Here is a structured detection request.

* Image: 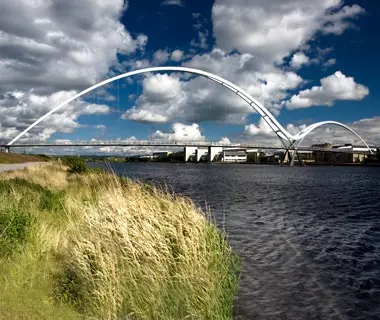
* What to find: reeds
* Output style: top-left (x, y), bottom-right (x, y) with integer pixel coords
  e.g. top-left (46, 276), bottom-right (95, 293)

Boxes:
top-left (0, 164), bottom-right (239, 319)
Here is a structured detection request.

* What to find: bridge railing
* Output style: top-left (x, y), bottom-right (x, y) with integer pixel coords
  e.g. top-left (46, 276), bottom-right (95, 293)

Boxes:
top-left (2, 139), bottom-right (376, 154)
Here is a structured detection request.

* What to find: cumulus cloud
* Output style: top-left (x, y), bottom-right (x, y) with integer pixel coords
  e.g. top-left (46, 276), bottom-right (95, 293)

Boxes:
top-left (120, 0), bottom-right (365, 127)
top-left (287, 117), bottom-right (380, 147)
top-left (212, 0), bottom-right (364, 64)
top-left (150, 123), bottom-right (206, 142)
top-left (244, 118), bottom-right (275, 137)
top-left (285, 71), bottom-right (369, 109)
top-left (219, 137), bottom-right (231, 144)
top-left (0, 0), bottom-right (146, 142)
top-left (153, 49), bottom-right (170, 65)
top-left (241, 116), bottom-right (380, 148)
top-left (290, 52), bottom-right (310, 69)
top-left (0, 0), bottom-right (147, 94)
top-left (171, 50), bottom-right (185, 62)
top-left (122, 49), bottom-right (303, 124)
top-left (323, 58), bottom-right (337, 67)
top-left (190, 13), bottom-right (209, 50)
top-left (0, 90), bottom-right (110, 142)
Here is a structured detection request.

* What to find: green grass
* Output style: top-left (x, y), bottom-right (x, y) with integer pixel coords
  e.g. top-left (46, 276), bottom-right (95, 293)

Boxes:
top-left (0, 164), bottom-right (239, 320)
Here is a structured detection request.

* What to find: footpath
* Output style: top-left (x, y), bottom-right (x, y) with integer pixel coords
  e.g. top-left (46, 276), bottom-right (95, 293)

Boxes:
top-left (0, 162), bottom-right (47, 172)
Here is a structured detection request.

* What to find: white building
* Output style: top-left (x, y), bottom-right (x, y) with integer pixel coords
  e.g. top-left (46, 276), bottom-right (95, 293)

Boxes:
top-left (220, 148), bottom-right (247, 162)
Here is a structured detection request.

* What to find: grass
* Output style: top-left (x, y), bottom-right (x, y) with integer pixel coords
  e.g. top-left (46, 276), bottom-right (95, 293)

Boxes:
top-left (0, 152), bottom-right (50, 164)
top-left (0, 163), bottom-right (240, 319)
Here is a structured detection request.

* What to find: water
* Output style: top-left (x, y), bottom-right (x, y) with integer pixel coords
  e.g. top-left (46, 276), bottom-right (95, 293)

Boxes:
top-left (88, 162), bottom-right (380, 320)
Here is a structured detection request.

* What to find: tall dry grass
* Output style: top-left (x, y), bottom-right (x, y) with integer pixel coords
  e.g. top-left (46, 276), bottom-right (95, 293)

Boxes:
top-left (0, 164), bottom-right (239, 320)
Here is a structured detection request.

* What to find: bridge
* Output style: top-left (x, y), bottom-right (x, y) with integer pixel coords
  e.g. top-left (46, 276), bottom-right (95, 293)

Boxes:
top-left (2, 140), bottom-right (375, 166)
top-left (1, 66), bottom-right (375, 166)
top-left (1, 140), bottom-right (376, 152)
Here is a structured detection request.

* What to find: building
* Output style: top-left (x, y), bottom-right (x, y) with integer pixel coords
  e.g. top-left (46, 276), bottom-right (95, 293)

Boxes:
top-left (220, 148), bottom-right (247, 162)
top-left (311, 143), bottom-right (373, 163)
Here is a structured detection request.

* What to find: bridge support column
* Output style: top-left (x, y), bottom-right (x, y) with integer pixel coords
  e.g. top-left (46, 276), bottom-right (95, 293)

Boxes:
top-left (207, 147), bottom-right (223, 162)
top-left (281, 149), bottom-right (290, 166)
top-left (288, 149), bottom-right (304, 167)
top-left (196, 148), bottom-right (208, 162)
top-left (282, 149), bottom-right (304, 167)
top-left (289, 151), bottom-right (295, 166)
top-left (294, 149), bottom-right (305, 167)
top-left (184, 146), bottom-right (197, 162)
top-left (5, 146), bottom-right (10, 153)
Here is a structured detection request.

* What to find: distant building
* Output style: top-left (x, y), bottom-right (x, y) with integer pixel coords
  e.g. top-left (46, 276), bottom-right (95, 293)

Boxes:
top-left (311, 143), bottom-right (373, 163)
top-left (220, 148), bottom-right (247, 162)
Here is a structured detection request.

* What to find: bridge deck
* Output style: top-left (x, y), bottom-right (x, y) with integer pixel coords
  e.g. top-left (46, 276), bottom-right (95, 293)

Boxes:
top-left (1, 141), bottom-right (376, 154)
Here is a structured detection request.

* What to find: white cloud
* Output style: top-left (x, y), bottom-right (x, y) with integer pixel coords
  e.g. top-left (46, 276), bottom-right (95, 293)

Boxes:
top-left (0, 0), bottom-right (146, 142)
top-left (161, 0), bottom-right (184, 7)
top-left (290, 52), bottom-right (310, 69)
top-left (219, 137), bottom-right (231, 144)
top-left (244, 118), bottom-right (274, 137)
top-left (287, 117), bottom-right (380, 147)
top-left (320, 4), bottom-right (365, 35)
top-left (121, 0), bottom-right (365, 126)
top-left (241, 116), bottom-right (380, 148)
top-left (323, 58), bottom-right (337, 67)
top-left (150, 123), bottom-right (206, 142)
top-left (171, 50), bottom-right (185, 62)
top-left (122, 49), bottom-right (303, 124)
top-left (190, 31), bottom-right (209, 50)
top-left (190, 13), bottom-right (209, 50)
top-left (285, 71), bottom-right (369, 109)
top-left (212, 0), bottom-right (364, 64)
top-left (123, 58), bottom-right (151, 71)
top-left (153, 49), bottom-right (170, 65)
top-left (0, 0), bottom-right (147, 94)
top-left (0, 90), bottom-right (110, 142)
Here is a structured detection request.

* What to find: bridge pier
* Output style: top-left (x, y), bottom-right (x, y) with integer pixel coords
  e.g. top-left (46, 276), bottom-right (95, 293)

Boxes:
top-left (196, 148), bottom-right (208, 162)
top-left (4, 146), bottom-right (10, 153)
top-left (280, 149), bottom-right (290, 166)
top-left (281, 149), bottom-right (304, 167)
top-left (184, 146), bottom-right (197, 162)
top-left (207, 146), bottom-right (223, 162)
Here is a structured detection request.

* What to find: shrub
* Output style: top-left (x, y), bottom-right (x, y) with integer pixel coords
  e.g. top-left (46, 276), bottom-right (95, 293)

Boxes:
top-left (62, 157), bottom-right (88, 174)
top-left (0, 209), bottom-right (33, 257)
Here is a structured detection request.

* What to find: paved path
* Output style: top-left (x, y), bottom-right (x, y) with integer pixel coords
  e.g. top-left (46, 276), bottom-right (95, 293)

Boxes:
top-left (0, 162), bottom-right (47, 172)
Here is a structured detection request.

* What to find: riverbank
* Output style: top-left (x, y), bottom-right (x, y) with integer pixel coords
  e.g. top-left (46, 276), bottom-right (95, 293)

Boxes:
top-left (0, 151), bottom-right (50, 164)
top-left (0, 163), bottom-right (239, 320)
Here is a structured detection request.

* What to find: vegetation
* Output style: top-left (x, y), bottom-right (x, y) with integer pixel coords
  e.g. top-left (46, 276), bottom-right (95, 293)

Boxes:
top-left (61, 156), bottom-right (88, 173)
top-left (0, 163), bottom-right (239, 320)
top-left (0, 151), bottom-right (50, 164)
top-left (125, 151), bottom-right (185, 163)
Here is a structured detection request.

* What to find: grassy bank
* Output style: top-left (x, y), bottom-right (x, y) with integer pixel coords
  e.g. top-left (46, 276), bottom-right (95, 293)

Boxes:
top-left (0, 152), bottom-right (50, 164)
top-left (0, 163), bottom-right (239, 319)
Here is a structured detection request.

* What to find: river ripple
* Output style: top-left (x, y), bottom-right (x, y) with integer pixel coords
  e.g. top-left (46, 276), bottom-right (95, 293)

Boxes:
top-left (88, 162), bottom-right (380, 320)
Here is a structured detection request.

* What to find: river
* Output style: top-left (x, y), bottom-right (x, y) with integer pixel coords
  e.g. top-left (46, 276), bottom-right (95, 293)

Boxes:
top-left (87, 162), bottom-right (380, 320)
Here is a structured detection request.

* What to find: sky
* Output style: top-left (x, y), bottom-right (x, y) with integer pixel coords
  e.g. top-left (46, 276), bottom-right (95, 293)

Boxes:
top-left (0, 0), bottom-right (379, 155)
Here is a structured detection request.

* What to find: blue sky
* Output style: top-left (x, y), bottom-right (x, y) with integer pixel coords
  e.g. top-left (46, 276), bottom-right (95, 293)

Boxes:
top-left (0, 0), bottom-right (379, 153)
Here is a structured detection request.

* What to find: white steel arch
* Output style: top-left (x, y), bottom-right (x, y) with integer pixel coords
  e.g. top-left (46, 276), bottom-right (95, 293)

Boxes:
top-left (6, 66), bottom-right (373, 154)
top-left (294, 121), bottom-right (373, 153)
